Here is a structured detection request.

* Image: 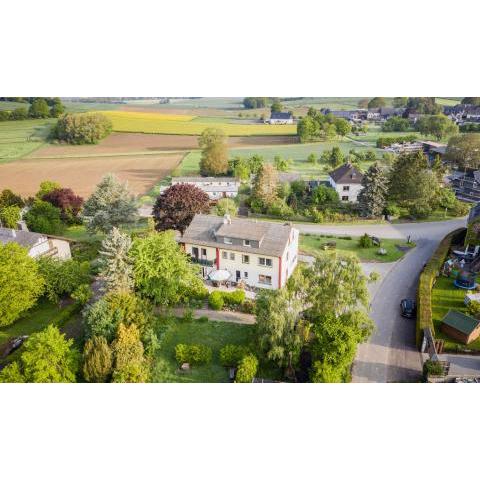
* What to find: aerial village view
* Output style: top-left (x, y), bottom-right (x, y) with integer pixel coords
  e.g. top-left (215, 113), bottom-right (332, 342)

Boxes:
top-left (1, 96), bottom-right (480, 384)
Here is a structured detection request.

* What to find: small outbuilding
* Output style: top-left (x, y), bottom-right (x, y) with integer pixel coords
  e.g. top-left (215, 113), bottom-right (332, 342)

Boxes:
top-left (440, 310), bottom-right (480, 345)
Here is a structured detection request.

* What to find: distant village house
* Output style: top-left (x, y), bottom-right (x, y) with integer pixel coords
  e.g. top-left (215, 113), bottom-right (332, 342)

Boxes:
top-left (170, 177), bottom-right (240, 200)
top-left (268, 112), bottom-right (293, 125)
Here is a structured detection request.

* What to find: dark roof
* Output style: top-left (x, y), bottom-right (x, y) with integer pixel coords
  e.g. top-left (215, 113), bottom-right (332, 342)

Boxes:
top-left (0, 227), bottom-right (46, 249)
top-left (442, 310), bottom-right (480, 336)
top-left (180, 214), bottom-right (294, 256)
top-left (270, 112), bottom-right (292, 120)
top-left (329, 163), bottom-right (364, 184)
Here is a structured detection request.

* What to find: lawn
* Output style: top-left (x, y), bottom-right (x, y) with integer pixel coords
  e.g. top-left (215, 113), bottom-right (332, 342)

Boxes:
top-left (99, 110), bottom-right (297, 136)
top-left (431, 276), bottom-right (480, 351)
top-left (151, 317), bottom-right (257, 383)
top-left (300, 233), bottom-right (413, 262)
top-left (0, 119), bottom-right (56, 161)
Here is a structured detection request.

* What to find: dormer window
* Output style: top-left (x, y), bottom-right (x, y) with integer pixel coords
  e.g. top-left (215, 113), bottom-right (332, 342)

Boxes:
top-left (224, 237), bottom-right (232, 244)
top-left (243, 239), bottom-right (251, 247)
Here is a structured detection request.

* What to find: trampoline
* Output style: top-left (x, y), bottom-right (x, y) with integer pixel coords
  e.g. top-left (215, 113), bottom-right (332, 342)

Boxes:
top-left (454, 270), bottom-right (477, 290)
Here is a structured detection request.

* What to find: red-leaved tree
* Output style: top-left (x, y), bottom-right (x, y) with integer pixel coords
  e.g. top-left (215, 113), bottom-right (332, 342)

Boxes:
top-left (42, 187), bottom-right (84, 224)
top-left (153, 183), bottom-right (210, 234)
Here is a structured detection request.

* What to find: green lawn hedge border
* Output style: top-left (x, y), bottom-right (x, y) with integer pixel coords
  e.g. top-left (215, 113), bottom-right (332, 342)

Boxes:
top-left (416, 228), bottom-right (466, 347)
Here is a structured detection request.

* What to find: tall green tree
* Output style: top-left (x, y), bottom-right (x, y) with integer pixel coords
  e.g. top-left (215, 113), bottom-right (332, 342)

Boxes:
top-left (388, 151), bottom-right (440, 217)
top-left (255, 286), bottom-right (305, 368)
top-left (334, 118), bottom-right (351, 137)
top-left (0, 204), bottom-right (21, 228)
top-left (28, 98), bottom-right (50, 118)
top-left (53, 113), bottom-right (112, 144)
top-left (82, 336), bottom-right (113, 383)
top-left (99, 227), bottom-right (134, 293)
top-left (112, 323), bottom-right (149, 383)
top-left (368, 97), bottom-right (386, 108)
top-left (417, 114), bottom-right (458, 140)
top-left (445, 133), bottom-right (480, 169)
top-left (198, 128), bottom-right (229, 175)
top-left (24, 199), bottom-right (65, 235)
top-left (83, 173), bottom-right (137, 233)
top-left (0, 325), bottom-right (79, 383)
top-left (251, 163), bottom-right (279, 210)
top-left (0, 188), bottom-right (24, 209)
top-left (36, 180), bottom-right (61, 199)
top-left (129, 231), bottom-right (205, 306)
top-left (358, 163), bottom-right (389, 217)
top-left (0, 243), bottom-right (44, 326)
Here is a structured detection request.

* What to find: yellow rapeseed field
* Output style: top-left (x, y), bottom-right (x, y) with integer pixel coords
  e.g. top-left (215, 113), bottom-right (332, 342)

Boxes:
top-left (97, 111), bottom-right (297, 136)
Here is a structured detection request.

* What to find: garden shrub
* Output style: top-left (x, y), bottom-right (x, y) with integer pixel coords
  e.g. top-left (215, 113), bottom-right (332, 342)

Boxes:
top-left (235, 354), bottom-right (258, 383)
top-left (358, 233), bottom-right (374, 248)
top-left (423, 360), bottom-right (444, 378)
top-left (239, 299), bottom-right (255, 314)
top-left (219, 344), bottom-right (250, 367)
top-left (467, 300), bottom-right (480, 318)
top-left (222, 289), bottom-right (246, 306)
top-left (175, 343), bottom-right (212, 365)
top-left (208, 291), bottom-right (224, 310)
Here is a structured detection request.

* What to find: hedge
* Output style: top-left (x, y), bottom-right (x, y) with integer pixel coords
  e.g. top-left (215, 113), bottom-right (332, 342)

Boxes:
top-left (416, 228), bottom-right (466, 347)
top-left (219, 344), bottom-right (250, 367)
top-left (208, 290), bottom-right (246, 311)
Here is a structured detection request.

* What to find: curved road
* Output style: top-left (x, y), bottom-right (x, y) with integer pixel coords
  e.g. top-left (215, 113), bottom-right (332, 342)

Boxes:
top-left (294, 218), bottom-right (467, 383)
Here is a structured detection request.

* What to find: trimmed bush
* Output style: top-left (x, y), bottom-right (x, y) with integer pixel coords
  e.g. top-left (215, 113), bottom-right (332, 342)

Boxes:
top-left (416, 228), bottom-right (465, 346)
top-left (358, 233), bottom-right (374, 248)
top-left (208, 291), bottom-right (224, 310)
top-left (423, 360), bottom-right (444, 378)
top-left (175, 343), bottom-right (212, 365)
top-left (219, 344), bottom-right (250, 367)
top-left (235, 354), bottom-right (258, 383)
top-left (222, 289), bottom-right (246, 306)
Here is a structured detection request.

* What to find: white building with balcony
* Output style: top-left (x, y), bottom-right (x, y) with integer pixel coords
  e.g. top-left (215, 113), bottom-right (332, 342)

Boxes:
top-left (178, 214), bottom-right (299, 289)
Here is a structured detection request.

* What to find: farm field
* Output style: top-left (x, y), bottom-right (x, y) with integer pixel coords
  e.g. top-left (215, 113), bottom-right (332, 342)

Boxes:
top-left (99, 110), bottom-right (297, 136)
top-left (0, 152), bottom-right (184, 197)
top-left (29, 132), bottom-right (297, 159)
top-left (0, 118), bottom-right (55, 161)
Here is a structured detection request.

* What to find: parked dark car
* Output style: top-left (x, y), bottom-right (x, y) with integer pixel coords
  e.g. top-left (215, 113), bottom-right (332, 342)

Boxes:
top-left (400, 299), bottom-right (416, 318)
top-left (0, 335), bottom-right (28, 359)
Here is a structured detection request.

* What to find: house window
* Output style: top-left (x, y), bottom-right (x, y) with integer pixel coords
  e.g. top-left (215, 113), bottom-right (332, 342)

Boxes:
top-left (343, 185), bottom-right (350, 191)
top-left (224, 237), bottom-right (232, 244)
top-left (243, 239), bottom-right (251, 247)
top-left (244, 272), bottom-right (248, 278)
top-left (342, 195), bottom-right (349, 201)
top-left (259, 274), bottom-right (272, 285)
top-left (230, 252), bottom-right (235, 260)
top-left (201, 248), bottom-right (207, 256)
top-left (222, 251), bottom-right (227, 259)
top-left (258, 257), bottom-right (272, 267)
top-left (242, 255), bottom-right (249, 264)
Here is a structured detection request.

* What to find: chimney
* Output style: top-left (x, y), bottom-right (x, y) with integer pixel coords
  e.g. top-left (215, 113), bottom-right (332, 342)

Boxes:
top-left (223, 214), bottom-right (231, 225)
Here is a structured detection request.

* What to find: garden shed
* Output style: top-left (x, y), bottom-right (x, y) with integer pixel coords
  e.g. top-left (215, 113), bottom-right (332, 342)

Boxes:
top-left (440, 310), bottom-right (480, 345)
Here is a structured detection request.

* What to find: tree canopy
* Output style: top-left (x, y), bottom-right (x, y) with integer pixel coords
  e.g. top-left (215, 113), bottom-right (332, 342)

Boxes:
top-left (129, 231), bottom-right (205, 306)
top-left (53, 113), bottom-right (112, 144)
top-left (153, 183), bottom-right (210, 235)
top-left (83, 173), bottom-right (137, 233)
top-left (198, 128), bottom-right (229, 176)
top-left (358, 163), bottom-right (388, 217)
top-left (0, 243), bottom-right (44, 326)
top-left (445, 133), bottom-right (480, 170)
top-left (0, 325), bottom-right (79, 383)
top-left (417, 114), bottom-right (458, 140)
top-left (24, 199), bottom-right (65, 235)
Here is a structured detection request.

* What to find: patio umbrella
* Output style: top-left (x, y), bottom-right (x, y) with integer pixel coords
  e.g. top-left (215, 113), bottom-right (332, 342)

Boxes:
top-left (208, 269), bottom-right (231, 282)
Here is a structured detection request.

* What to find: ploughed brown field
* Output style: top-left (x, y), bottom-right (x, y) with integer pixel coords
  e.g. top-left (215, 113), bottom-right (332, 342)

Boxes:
top-left (0, 153), bottom-right (184, 198)
top-left (28, 133), bottom-right (298, 158)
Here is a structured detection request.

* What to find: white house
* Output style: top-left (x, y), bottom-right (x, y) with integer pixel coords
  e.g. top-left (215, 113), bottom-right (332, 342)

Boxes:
top-left (170, 177), bottom-right (240, 200)
top-left (0, 227), bottom-right (71, 260)
top-left (328, 163), bottom-right (364, 203)
top-left (268, 112), bottom-right (293, 125)
top-left (178, 214), bottom-right (299, 290)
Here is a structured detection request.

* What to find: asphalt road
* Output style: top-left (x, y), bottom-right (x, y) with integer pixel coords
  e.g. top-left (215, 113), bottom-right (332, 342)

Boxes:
top-left (295, 218), bottom-right (467, 383)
